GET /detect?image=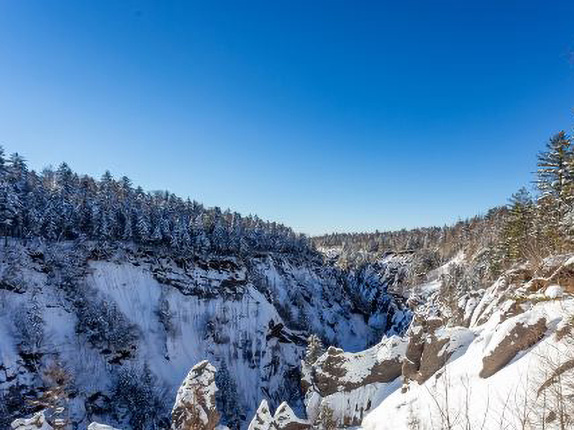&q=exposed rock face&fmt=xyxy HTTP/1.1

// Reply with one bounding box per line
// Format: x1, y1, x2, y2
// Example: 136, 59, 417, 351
480, 315, 548, 378
11, 412, 53, 430
499, 299, 527, 323
247, 401, 309, 430
310, 338, 405, 397
402, 317, 457, 384
172, 361, 220, 430
302, 336, 407, 426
